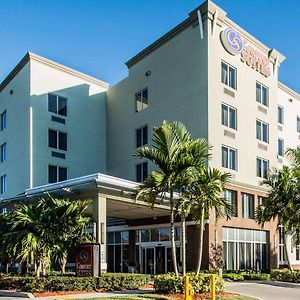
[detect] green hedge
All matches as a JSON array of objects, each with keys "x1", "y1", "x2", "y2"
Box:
[
  {"x1": 242, "y1": 273, "x2": 270, "y2": 280},
  {"x1": 0, "y1": 273, "x2": 150, "y2": 292},
  {"x1": 222, "y1": 273, "x2": 244, "y2": 281},
  {"x1": 154, "y1": 273, "x2": 224, "y2": 294},
  {"x1": 270, "y1": 269, "x2": 300, "y2": 283}
]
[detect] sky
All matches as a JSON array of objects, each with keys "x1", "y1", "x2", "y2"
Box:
[{"x1": 0, "y1": 0, "x2": 299, "y2": 91}]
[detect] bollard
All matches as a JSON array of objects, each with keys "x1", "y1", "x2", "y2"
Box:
[
  {"x1": 185, "y1": 275, "x2": 192, "y2": 300},
  {"x1": 210, "y1": 274, "x2": 216, "y2": 300}
]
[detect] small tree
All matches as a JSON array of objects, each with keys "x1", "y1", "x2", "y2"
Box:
[
  {"x1": 256, "y1": 166, "x2": 300, "y2": 271},
  {"x1": 184, "y1": 167, "x2": 231, "y2": 274}
]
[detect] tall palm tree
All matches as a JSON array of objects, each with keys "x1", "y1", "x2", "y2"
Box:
[
  {"x1": 256, "y1": 166, "x2": 300, "y2": 271},
  {"x1": 184, "y1": 167, "x2": 231, "y2": 274},
  {"x1": 135, "y1": 120, "x2": 210, "y2": 276}
]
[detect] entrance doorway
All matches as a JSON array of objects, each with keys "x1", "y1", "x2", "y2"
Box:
[{"x1": 141, "y1": 245, "x2": 180, "y2": 275}]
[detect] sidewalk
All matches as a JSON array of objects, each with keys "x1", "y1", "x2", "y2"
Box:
[{"x1": 0, "y1": 289, "x2": 154, "y2": 300}]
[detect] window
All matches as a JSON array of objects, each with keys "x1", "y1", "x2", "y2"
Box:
[
  {"x1": 48, "y1": 129, "x2": 67, "y2": 151},
  {"x1": 0, "y1": 174, "x2": 6, "y2": 194},
  {"x1": 221, "y1": 103, "x2": 237, "y2": 130},
  {"x1": 279, "y1": 225, "x2": 286, "y2": 263},
  {"x1": 297, "y1": 116, "x2": 300, "y2": 133},
  {"x1": 222, "y1": 145, "x2": 237, "y2": 171},
  {"x1": 48, "y1": 94, "x2": 67, "y2": 116},
  {"x1": 278, "y1": 138, "x2": 284, "y2": 157},
  {"x1": 48, "y1": 165, "x2": 67, "y2": 183},
  {"x1": 1, "y1": 110, "x2": 6, "y2": 130},
  {"x1": 278, "y1": 106, "x2": 284, "y2": 124},
  {"x1": 297, "y1": 246, "x2": 300, "y2": 261},
  {"x1": 221, "y1": 61, "x2": 236, "y2": 89},
  {"x1": 241, "y1": 193, "x2": 255, "y2": 219},
  {"x1": 224, "y1": 190, "x2": 237, "y2": 217},
  {"x1": 136, "y1": 162, "x2": 148, "y2": 182},
  {"x1": 256, "y1": 82, "x2": 269, "y2": 106},
  {"x1": 257, "y1": 157, "x2": 269, "y2": 179},
  {"x1": 1, "y1": 143, "x2": 6, "y2": 162},
  {"x1": 2, "y1": 207, "x2": 7, "y2": 214},
  {"x1": 222, "y1": 227, "x2": 269, "y2": 271},
  {"x1": 135, "y1": 88, "x2": 148, "y2": 112},
  {"x1": 256, "y1": 119, "x2": 269, "y2": 143},
  {"x1": 258, "y1": 196, "x2": 266, "y2": 206},
  {"x1": 136, "y1": 125, "x2": 148, "y2": 148}
]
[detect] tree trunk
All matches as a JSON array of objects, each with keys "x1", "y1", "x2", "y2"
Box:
[
  {"x1": 284, "y1": 233, "x2": 294, "y2": 272},
  {"x1": 196, "y1": 205, "x2": 205, "y2": 275},
  {"x1": 5, "y1": 261, "x2": 9, "y2": 275},
  {"x1": 181, "y1": 202, "x2": 186, "y2": 276},
  {"x1": 170, "y1": 191, "x2": 179, "y2": 277},
  {"x1": 36, "y1": 261, "x2": 41, "y2": 277},
  {"x1": 59, "y1": 251, "x2": 68, "y2": 275}
]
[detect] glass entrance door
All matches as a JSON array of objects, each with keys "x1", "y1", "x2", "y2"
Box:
[
  {"x1": 155, "y1": 246, "x2": 165, "y2": 274},
  {"x1": 142, "y1": 247, "x2": 155, "y2": 275}
]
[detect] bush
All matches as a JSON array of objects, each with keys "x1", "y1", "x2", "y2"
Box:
[
  {"x1": 0, "y1": 273, "x2": 150, "y2": 292},
  {"x1": 222, "y1": 273, "x2": 244, "y2": 281},
  {"x1": 271, "y1": 269, "x2": 300, "y2": 283},
  {"x1": 242, "y1": 273, "x2": 270, "y2": 281},
  {"x1": 154, "y1": 273, "x2": 224, "y2": 294}
]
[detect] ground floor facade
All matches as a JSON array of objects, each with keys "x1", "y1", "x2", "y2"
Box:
[{"x1": 1, "y1": 173, "x2": 299, "y2": 274}]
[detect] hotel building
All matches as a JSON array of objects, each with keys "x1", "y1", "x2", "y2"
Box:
[{"x1": 0, "y1": 0, "x2": 300, "y2": 273}]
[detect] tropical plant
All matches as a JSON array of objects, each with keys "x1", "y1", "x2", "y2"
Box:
[
  {"x1": 135, "y1": 120, "x2": 210, "y2": 276},
  {"x1": 43, "y1": 197, "x2": 93, "y2": 274},
  {"x1": 0, "y1": 212, "x2": 13, "y2": 274},
  {"x1": 3, "y1": 197, "x2": 92, "y2": 276},
  {"x1": 256, "y1": 165, "x2": 300, "y2": 271},
  {"x1": 183, "y1": 167, "x2": 231, "y2": 274}
]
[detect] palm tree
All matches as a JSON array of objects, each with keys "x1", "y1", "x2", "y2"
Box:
[
  {"x1": 135, "y1": 120, "x2": 210, "y2": 276},
  {"x1": 44, "y1": 196, "x2": 92, "y2": 274},
  {"x1": 5, "y1": 201, "x2": 52, "y2": 277},
  {"x1": 256, "y1": 166, "x2": 300, "y2": 271},
  {"x1": 0, "y1": 212, "x2": 13, "y2": 274},
  {"x1": 184, "y1": 167, "x2": 231, "y2": 274}
]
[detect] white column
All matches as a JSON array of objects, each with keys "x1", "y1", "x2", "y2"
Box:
[{"x1": 93, "y1": 193, "x2": 107, "y2": 273}]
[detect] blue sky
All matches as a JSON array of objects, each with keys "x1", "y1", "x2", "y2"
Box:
[{"x1": 0, "y1": 0, "x2": 299, "y2": 91}]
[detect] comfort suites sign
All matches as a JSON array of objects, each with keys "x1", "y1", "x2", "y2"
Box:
[{"x1": 220, "y1": 27, "x2": 271, "y2": 77}]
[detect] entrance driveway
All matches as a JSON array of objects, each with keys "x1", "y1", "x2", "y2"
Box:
[{"x1": 226, "y1": 280, "x2": 300, "y2": 300}]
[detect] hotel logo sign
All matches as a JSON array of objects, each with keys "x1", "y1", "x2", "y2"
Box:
[{"x1": 220, "y1": 27, "x2": 271, "y2": 77}]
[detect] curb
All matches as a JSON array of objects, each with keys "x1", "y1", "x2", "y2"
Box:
[{"x1": 0, "y1": 290, "x2": 35, "y2": 298}]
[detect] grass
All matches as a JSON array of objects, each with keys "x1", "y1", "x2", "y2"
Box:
[{"x1": 79, "y1": 294, "x2": 257, "y2": 300}]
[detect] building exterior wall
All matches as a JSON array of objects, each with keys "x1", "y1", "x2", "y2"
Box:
[
  {"x1": 107, "y1": 17, "x2": 209, "y2": 181},
  {"x1": 0, "y1": 63, "x2": 31, "y2": 199},
  {"x1": 29, "y1": 58, "x2": 108, "y2": 187}
]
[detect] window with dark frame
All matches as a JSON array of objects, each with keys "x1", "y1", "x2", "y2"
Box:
[
  {"x1": 278, "y1": 138, "x2": 284, "y2": 157},
  {"x1": 136, "y1": 162, "x2": 148, "y2": 183},
  {"x1": 278, "y1": 106, "x2": 284, "y2": 124},
  {"x1": 135, "y1": 88, "x2": 148, "y2": 112},
  {"x1": 136, "y1": 125, "x2": 148, "y2": 148},
  {"x1": 48, "y1": 129, "x2": 67, "y2": 151},
  {"x1": 1, "y1": 142, "x2": 6, "y2": 162},
  {"x1": 0, "y1": 110, "x2": 6, "y2": 131},
  {"x1": 48, "y1": 94, "x2": 67, "y2": 116},
  {"x1": 48, "y1": 165, "x2": 67, "y2": 183},
  {"x1": 222, "y1": 145, "x2": 237, "y2": 171},
  {"x1": 224, "y1": 189, "x2": 238, "y2": 217},
  {"x1": 0, "y1": 174, "x2": 6, "y2": 194},
  {"x1": 241, "y1": 192, "x2": 255, "y2": 219}
]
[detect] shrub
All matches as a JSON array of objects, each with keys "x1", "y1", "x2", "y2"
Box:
[
  {"x1": 242, "y1": 273, "x2": 270, "y2": 281},
  {"x1": 0, "y1": 273, "x2": 150, "y2": 292},
  {"x1": 154, "y1": 272, "x2": 224, "y2": 294},
  {"x1": 271, "y1": 269, "x2": 300, "y2": 283},
  {"x1": 222, "y1": 273, "x2": 244, "y2": 281}
]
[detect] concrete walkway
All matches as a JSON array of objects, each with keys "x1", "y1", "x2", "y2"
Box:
[
  {"x1": 0, "y1": 289, "x2": 154, "y2": 300},
  {"x1": 226, "y1": 280, "x2": 300, "y2": 300}
]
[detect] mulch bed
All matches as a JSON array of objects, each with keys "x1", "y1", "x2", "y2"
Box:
[
  {"x1": 165, "y1": 292, "x2": 237, "y2": 299},
  {"x1": 33, "y1": 290, "x2": 97, "y2": 297}
]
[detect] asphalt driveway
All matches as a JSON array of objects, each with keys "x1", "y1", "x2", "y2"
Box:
[{"x1": 226, "y1": 280, "x2": 300, "y2": 300}]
